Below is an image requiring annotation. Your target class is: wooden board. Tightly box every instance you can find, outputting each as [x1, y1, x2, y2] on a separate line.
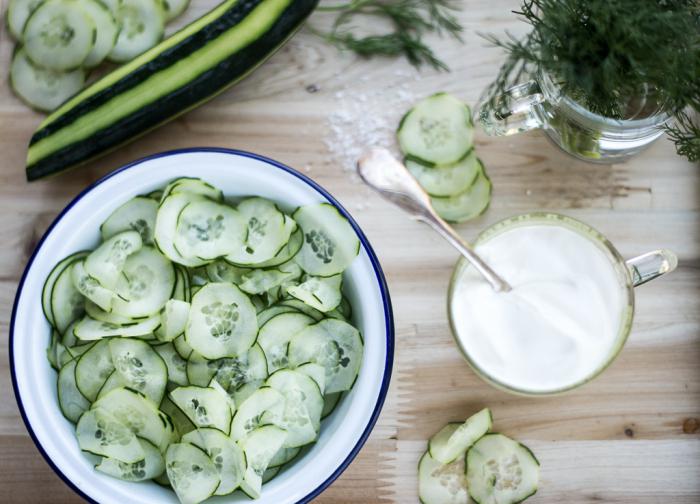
[0, 1, 698, 502]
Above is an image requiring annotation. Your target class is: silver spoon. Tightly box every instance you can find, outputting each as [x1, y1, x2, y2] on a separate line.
[357, 148, 512, 293]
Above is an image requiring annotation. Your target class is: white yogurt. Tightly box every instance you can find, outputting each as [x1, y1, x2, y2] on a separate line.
[450, 223, 627, 393]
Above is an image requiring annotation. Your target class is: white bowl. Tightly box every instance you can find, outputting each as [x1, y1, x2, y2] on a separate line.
[10, 148, 394, 504]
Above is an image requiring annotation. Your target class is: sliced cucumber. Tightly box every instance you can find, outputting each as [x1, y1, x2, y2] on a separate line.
[163, 178, 223, 202]
[466, 434, 540, 504]
[161, 395, 195, 439]
[418, 450, 469, 504]
[173, 334, 193, 360]
[174, 200, 246, 261]
[293, 204, 360, 277]
[153, 342, 188, 385]
[84, 299, 133, 325]
[431, 166, 492, 223]
[238, 424, 287, 499]
[278, 299, 324, 322]
[181, 428, 245, 496]
[57, 358, 90, 422]
[256, 305, 297, 327]
[185, 283, 258, 360]
[258, 312, 314, 374]
[254, 225, 303, 268]
[23, 0, 96, 70]
[296, 362, 326, 394]
[71, 260, 118, 313]
[163, 0, 188, 21]
[288, 319, 363, 394]
[173, 265, 191, 302]
[321, 392, 343, 419]
[287, 274, 342, 313]
[108, 0, 165, 62]
[101, 196, 158, 245]
[268, 446, 300, 468]
[225, 198, 293, 266]
[406, 152, 480, 197]
[77, 407, 145, 462]
[205, 260, 248, 284]
[230, 387, 285, 441]
[398, 92, 474, 166]
[78, 0, 119, 67]
[166, 442, 220, 504]
[42, 251, 87, 327]
[266, 369, 323, 446]
[73, 314, 160, 341]
[208, 344, 269, 405]
[75, 339, 114, 401]
[7, 0, 45, 40]
[430, 408, 492, 464]
[238, 262, 301, 296]
[262, 466, 280, 483]
[50, 257, 86, 333]
[10, 47, 85, 112]
[155, 193, 209, 267]
[96, 438, 165, 481]
[109, 338, 167, 404]
[85, 230, 143, 290]
[169, 386, 233, 434]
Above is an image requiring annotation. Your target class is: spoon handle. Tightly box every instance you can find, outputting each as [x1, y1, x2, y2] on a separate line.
[357, 148, 512, 293]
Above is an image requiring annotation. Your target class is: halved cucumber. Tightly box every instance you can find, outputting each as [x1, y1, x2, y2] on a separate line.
[78, 0, 118, 67]
[7, 0, 45, 40]
[287, 274, 342, 313]
[155, 299, 190, 342]
[71, 260, 118, 313]
[174, 200, 246, 261]
[181, 428, 245, 496]
[185, 283, 258, 360]
[398, 93, 474, 166]
[169, 386, 233, 434]
[108, 0, 165, 62]
[42, 251, 88, 327]
[418, 450, 469, 504]
[109, 338, 167, 404]
[258, 312, 315, 374]
[96, 438, 165, 481]
[429, 408, 492, 464]
[166, 442, 221, 504]
[77, 407, 145, 462]
[406, 152, 480, 197]
[153, 342, 188, 386]
[293, 204, 360, 277]
[431, 166, 492, 223]
[75, 338, 114, 401]
[85, 230, 143, 290]
[100, 196, 158, 245]
[230, 387, 285, 441]
[238, 424, 287, 499]
[10, 47, 86, 112]
[466, 434, 540, 504]
[288, 319, 363, 394]
[23, 0, 96, 70]
[57, 358, 90, 422]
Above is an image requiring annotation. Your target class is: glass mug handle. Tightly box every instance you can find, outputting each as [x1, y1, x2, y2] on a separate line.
[477, 80, 545, 136]
[626, 249, 678, 287]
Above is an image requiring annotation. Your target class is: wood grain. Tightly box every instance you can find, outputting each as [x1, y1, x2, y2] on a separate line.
[1, 0, 699, 502]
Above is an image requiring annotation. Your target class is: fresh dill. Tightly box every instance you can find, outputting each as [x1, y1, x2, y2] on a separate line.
[482, 0, 700, 162]
[310, 0, 463, 71]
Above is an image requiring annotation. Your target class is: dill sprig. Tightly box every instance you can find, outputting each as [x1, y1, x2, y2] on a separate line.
[311, 0, 463, 70]
[482, 0, 700, 162]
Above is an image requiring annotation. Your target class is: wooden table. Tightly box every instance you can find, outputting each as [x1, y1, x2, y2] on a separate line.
[1, 1, 699, 502]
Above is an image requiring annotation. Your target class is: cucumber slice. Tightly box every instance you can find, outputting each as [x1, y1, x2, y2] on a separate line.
[42, 251, 87, 327]
[288, 319, 363, 394]
[78, 0, 118, 67]
[101, 196, 158, 245]
[174, 200, 246, 261]
[108, 0, 165, 62]
[23, 0, 96, 70]
[162, 0, 188, 21]
[268, 446, 300, 468]
[181, 428, 245, 496]
[47, 330, 60, 370]
[278, 299, 324, 321]
[257, 312, 314, 374]
[173, 265, 190, 302]
[50, 258, 86, 334]
[254, 224, 303, 268]
[153, 342, 188, 386]
[111, 246, 175, 318]
[266, 369, 323, 446]
[7, 0, 45, 40]
[230, 387, 285, 441]
[95, 438, 165, 481]
[76, 407, 145, 463]
[109, 338, 167, 404]
[185, 283, 258, 360]
[173, 334, 193, 360]
[85, 230, 143, 290]
[466, 434, 540, 504]
[166, 442, 220, 504]
[208, 344, 269, 405]
[406, 152, 480, 197]
[238, 424, 287, 499]
[94, 387, 174, 452]
[160, 395, 195, 439]
[73, 314, 160, 341]
[262, 466, 280, 483]
[429, 408, 493, 464]
[431, 166, 492, 223]
[84, 300, 133, 325]
[225, 198, 293, 266]
[238, 262, 301, 296]
[57, 358, 90, 422]
[293, 204, 359, 277]
[398, 93, 474, 166]
[205, 260, 248, 284]
[75, 339, 114, 401]
[418, 450, 469, 504]
[71, 260, 118, 313]
[321, 392, 343, 419]
[256, 305, 297, 327]
[10, 47, 85, 112]
[169, 386, 233, 434]
[155, 193, 209, 267]
[155, 299, 191, 343]
[287, 274, 342, 313]
[95, 370, 121, 400]
[162, 177, 223, 202]
[296, 362, 326, 394]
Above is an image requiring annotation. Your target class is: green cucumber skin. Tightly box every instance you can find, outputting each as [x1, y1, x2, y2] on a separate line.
[26, 0, 319, 181]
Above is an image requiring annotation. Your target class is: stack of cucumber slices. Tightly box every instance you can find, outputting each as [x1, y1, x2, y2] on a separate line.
[419, 408, 540, 504]
[8, 0, 190, 112]
[397, 93, 493, 223]
[43, 177, 365, 503]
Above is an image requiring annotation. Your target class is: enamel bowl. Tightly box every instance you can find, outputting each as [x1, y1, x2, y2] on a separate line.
[10, 148, 394, 504]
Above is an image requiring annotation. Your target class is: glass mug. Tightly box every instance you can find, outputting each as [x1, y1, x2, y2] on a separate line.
[477, 70, 670, 163]
[447, 213, 677, 396]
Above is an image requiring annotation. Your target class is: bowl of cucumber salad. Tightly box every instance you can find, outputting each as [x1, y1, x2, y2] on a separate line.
[10, 148, 394, 504]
